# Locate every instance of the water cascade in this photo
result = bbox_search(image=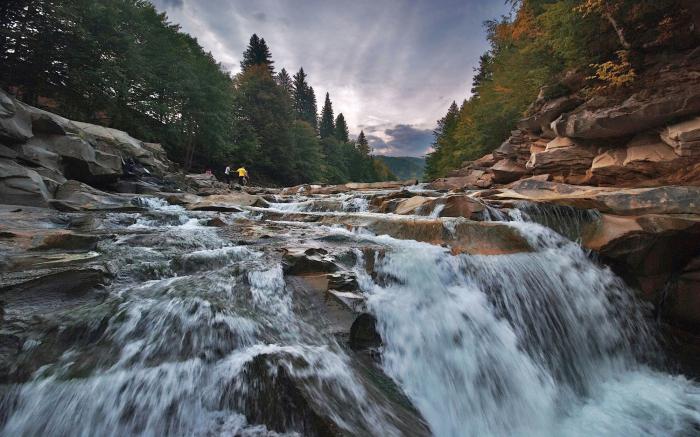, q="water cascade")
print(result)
[2,188,699,436]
